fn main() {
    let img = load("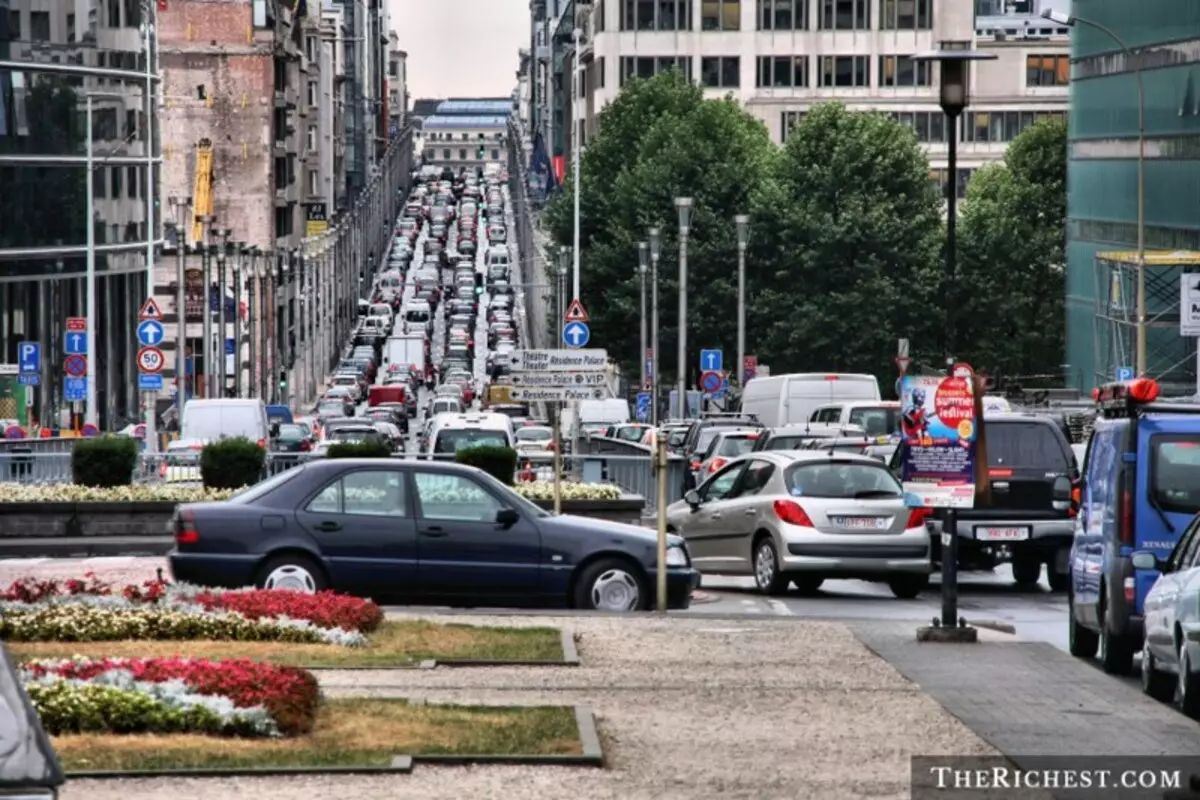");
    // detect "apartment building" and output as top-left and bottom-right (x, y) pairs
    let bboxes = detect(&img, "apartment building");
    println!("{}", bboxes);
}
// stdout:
(422, 100), (511, 169)
(387, 31), (407, 137)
